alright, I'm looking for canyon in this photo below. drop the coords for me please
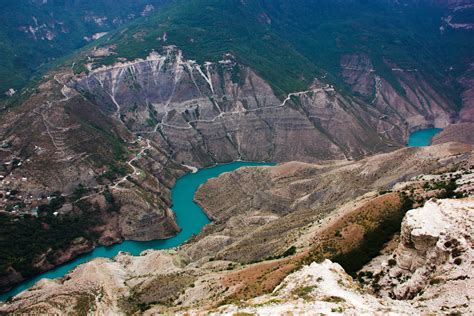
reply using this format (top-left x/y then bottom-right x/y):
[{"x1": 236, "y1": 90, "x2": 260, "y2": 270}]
[
  {"x1": 0, "y1": 0, "x2": 472, "y2": 313},
  {"x1": 0, "y1": 40, "x2": 472, "y2": 296},
  {"x1": 0, "y1": 143, "x2": 472, "y2": 313}
]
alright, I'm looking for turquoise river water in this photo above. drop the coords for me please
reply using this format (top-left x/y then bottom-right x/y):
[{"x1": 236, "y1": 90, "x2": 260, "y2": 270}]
[
  {"x1": 0, "y1": 161, "x2": 274, "y2": 301},
  {"x1": 407, "y1": 128, "x2": 443, "y2": 147},
  {"x1": 0, "y1": 127, "x2": 441, "y2": 301}
]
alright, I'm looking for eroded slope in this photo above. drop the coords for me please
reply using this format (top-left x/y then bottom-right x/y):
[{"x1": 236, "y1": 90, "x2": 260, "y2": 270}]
[{"x1": 1, "y1": 143, "x2": 472, "y2": 314}]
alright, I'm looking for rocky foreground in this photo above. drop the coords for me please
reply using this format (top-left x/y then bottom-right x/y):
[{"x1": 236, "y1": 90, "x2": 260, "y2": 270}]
[
  {"x1": 0, "y1": 143, "x2": 472, "y2": 314},
  {"x1": 207, "y1": 197, "x2": 474, "y2": 315}
]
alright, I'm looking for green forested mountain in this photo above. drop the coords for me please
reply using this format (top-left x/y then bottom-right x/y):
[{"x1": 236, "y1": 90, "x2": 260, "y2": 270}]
[
  {"x1": 0, "y1": 0, "x2": 169, "y2": 95},
  {"x1": 76, "y1": 0, "x2": 474, "y2": 97},
  {"x1": 3, "y1": 0, "x2": 473, "y2": 99}
]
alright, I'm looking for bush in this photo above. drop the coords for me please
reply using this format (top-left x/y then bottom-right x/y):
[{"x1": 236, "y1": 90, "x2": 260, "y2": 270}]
[
  {"x1": 0, "y1": 205, "x2": 102, "y2": 284},
  {"x1": 282, "y1": 246, "x2": 297, "y2": 257}
]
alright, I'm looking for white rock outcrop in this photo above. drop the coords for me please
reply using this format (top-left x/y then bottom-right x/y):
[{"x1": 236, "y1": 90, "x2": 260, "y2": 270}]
[
  {"x1": 200, "y1": 198, "x2": 474, "y2": 315},
  {"x1": 205, "y1": 260, "x2": 415, "y2": 315},
  {"x1": 372, "y1": 198, "x2": 474, "y2": 313}
]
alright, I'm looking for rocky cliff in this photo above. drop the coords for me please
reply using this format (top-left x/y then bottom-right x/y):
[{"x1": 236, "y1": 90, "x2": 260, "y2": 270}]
[
  {"x1": 194, "y1": 197, "x2": 474, "y2": 315},
  {"x1": 73, "y1": 48, "x2": 462, "y2": 165},
  {"x1": 359, "y1": 198, "x2": 474, "y2": 314}
]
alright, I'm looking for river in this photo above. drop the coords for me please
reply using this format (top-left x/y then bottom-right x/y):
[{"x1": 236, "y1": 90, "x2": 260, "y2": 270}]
[
  {"x1": 407, "y1": 128, "x2": 443, "y2": 147},
  {"x1": 1, "y1": 127, "x2": 444, "y2": 301},
  {"x1": 0, "y1": 161, "x2": 274, "y2": 301}
]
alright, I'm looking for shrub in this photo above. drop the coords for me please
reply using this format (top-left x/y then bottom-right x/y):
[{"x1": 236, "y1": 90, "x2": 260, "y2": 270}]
[{"x1": 282, "y1": 246, "x2": 297, "y2": 257}]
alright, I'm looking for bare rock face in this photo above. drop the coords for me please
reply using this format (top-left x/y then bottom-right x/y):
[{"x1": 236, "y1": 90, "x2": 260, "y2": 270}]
[
  {"x1": 75, "y1": 49, "x2": 371, "y2": 163},
  {"x1": 73, "y1": 48, "x2": 459, "y2": 165},
  {"x1": 0, "y1": 44, "x2": 467, "y2": 303},
  {"x1": 341, "y1": 53, "x2": 456, "y2": 133},
  {"x1": 433, "y1": 122, "x2": 474, "y2": 145},
  {"x1": 205, "y1": 200, "x2": 474, "y2": 316},
  {"x1": 0, "y1": 269, "x2": 23, "y2": 295},
  {"x1": 367, "y1": 198, "x2": 474, "y2": 313},
  {"x1": 205, "y1": 260, "x2": 415, "y2": 315}
]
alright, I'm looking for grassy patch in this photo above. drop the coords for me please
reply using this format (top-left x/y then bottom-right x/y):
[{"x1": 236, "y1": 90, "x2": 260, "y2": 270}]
[
  {"x1": 331, "y1": 193, "x2": 413, "y2": 276},
  {"x1": 291, "y1": 285, "x2": 316, "y2": 300}
]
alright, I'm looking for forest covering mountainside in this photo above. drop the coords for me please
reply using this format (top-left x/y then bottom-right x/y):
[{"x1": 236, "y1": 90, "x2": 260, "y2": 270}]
[
  {"x1": 2, "y1": 0, "x2": 473, "y2": 101},
  {"x1": 0, "y1": 0, "x2": 169, "y2": 95},
  {"x1": 70, "y1": 0, "x2": 474, "y2": 100}
]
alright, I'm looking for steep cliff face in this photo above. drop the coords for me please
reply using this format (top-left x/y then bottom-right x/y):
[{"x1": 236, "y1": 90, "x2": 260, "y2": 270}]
[
  {"x1": 341, "y1": 54, "x2": 456, "y2": 131},
  {"x1": 199, "y1": 199, "x2": 474, "y2": 315},
  {"x1": 194, "y1": 143, "x2": 473, "y2": 263},
  {"x1": 71, "y1": 48, "x2": 462, "y2": 167},
  {"x1": 361, "y1": 198, "x2": 474, "y2": 314}
]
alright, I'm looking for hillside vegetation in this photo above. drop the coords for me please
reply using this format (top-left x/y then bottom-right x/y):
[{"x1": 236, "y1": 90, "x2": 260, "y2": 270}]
[
  {"x1": 0, "y1": 0, "x2": 169, "y2": 95},
  {"x1": 81, "y1": 0, "x2": 474, "y2": 98}
]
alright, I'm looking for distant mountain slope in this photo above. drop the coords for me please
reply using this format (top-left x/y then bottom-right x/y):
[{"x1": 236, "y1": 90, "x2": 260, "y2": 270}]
[
  {"x1": 76, "y1": 0, "x2": 473, "y2": 103},
  {"x1": 0, "y1": 0, "x2": 169, "y2": 95}
]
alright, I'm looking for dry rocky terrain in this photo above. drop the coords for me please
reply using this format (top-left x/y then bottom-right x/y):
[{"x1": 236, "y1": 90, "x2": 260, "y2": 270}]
[
  {"x1": 197, "y1": 197, "x2": 474, "y2": 315},
  {"x1": 1, "y1": 143, "x2": 472, "y2": 314}
]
